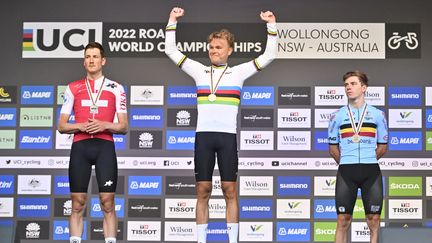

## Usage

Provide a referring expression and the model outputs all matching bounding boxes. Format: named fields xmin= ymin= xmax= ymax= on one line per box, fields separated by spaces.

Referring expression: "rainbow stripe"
xmin=253 ymin=59 xmax=262 ymax=71
xmin=165 ymin=24 xmax=176 ymax=31
xmin=268 ymin=30 xmax=277 ymax=36
xmin=197 ymin=85 xmax=241 ymax=106
xmin=177 ymin=55 xmax=187 ymax=68
xmin=340 ymin=122 xmax=377 ymax=139
xmin=22 ymin=29 xmax=35 ymax=51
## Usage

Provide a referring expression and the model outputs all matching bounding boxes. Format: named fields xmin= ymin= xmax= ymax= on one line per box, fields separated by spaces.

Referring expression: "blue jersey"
xmin=328 ymin=104 xmax=388 ymax=164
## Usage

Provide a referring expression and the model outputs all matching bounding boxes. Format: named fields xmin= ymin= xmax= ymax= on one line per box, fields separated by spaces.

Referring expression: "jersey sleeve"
xmin=375 ymin=109 xmax=388 ymax=144
xmin=232 ymin=22 xmax=277 ymax=80
xmin=328 ymin=110 xmax=340 ymax=145
xmin=165 ymin=22 xmax=206 ymax=81
xmin=60 ymin=85 xmax=74 ymax=115
xmin=115 ymin=83 xmax=127 ymax=114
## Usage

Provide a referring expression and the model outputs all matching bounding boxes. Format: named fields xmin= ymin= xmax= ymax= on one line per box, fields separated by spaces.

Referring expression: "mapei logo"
xmin=53 ymin=220 xmax=87 ymax=240
xmin=166 ymin=130 xmax=195 ymax=150
xmin=389 ymin=131 xmax=422 ymax=151
xmin=241 ymin=86 xmax=274 ymax=106
xmin=0 ymin=108 xmax=17 ymax=127
xmin=90 ymin=198 xmax=124 ymax=218
xmin=277 ymin=222 xmax=310 ymax=242
xmin=314 ymin=199 xmax=336 ymax=219
xmin=388 ymin=87 xmax=422 ymax=106
xmin=128 ymin=176 xmax=162 ymax=195
xmin=426 ymin=109 xmax=432 ymax=129
xmin=21 ymin=86 xmax=54 ymax=105
xmin=23 ymin=22 xmax=102 ymax=58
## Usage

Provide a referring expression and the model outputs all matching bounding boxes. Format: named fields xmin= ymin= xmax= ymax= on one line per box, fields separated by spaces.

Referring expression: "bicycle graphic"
xmin=387 ymin=32 xmax=419 ymax=50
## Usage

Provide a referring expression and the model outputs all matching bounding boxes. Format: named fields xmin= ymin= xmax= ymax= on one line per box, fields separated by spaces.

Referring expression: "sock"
xmin=227 ymin=223 xmax=239 ymax=243
xmin=105 ymin=237 xmax=116 ymax=243
xmin=197 ymin=223 xmax=208 ymax=243
xmin=69 ymin=236 xmax=81 ymax=243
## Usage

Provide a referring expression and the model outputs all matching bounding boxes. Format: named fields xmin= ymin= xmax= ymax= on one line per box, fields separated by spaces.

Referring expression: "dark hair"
xmin=343 ymin=70 xmax=368 ymax=86
xmin=208 ymin=29 xmax=235 ymax=48
xmin=84 ymin=42 xmax=105 ymax=58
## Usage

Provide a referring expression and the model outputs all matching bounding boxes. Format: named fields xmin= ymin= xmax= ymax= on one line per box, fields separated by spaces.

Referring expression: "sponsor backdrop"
xmin=1 ymin=0 xmax=432 ymax=242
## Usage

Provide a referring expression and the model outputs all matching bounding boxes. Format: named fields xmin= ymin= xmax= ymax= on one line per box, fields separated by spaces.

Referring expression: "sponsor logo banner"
xmin=0 ymin=86 xmax=17 ymax=104
xmin=239 ymin=222 xmax=273 ymax=242
xmin=277 ymin=108 xmax=311 ymax=128
xmin=276 ymin=222 xmax=310 ymax=242
xmin=389 ymin=176 xmax=422 ymax=196
xmin=212 ymin=176 xmax=223 ymax=196
xmin=23 ymin=22 xmax=102 ymax=58
xmin=128 ymin=198 xmax=161 ymax=218
xmin=426 ymin=131 xmax=432 ymax=151
xmin=19 ymin=107 xmax=53 ymax=127
xmin=314 ymin=199 xmax=336 ymax=219
xmin=314 ymin=176 xmax=336 ymax=196
xmin=240 ymin=199 xmax=273 ymax=218
xmin=91 ymin=221 xmax=123 ymax=240
xmin=315 ymin=86 xmax=347 ymax=106
xmin=277 ymin=199 xmax=310 ymax=219
xmin=56 ymin=107 xmax=75 ymax=124
xmin=128 ymin=176 xmax=162 ymax=195
xmin=0 ymin=130 xmax=16 ymax=149
xmin=385 ymin=24 xmax=421 ymax=58
xmin=19 ymin=130 xmax=52 ymax=149
xmin=314 ymin=108 xmax=338 ymax=128
xmin=277 ymin=131 xmax=311 ymax=150
xmin=314 ymin=222 xmax=337 ymax=242
xmin=20 ymin=85 xmax=54 ymax=104
xmin=17 ymin=175 xmax=51 ymax=195
xmin=130 ymin=130 xmax=162 ymax=149
xmin=426 ymin=177 xmax=432 ymax=196
xmin=17 ymin=197 xmax=50 ymax=217
xmin=277 ymin=23 xmax=385 ymax=59
xmin=389 ymin=131 xmax=422 ymax=151
xmin=314 ymin=130 xmax=329 ymax=151
xmin=90 ymin=197 xmax=124 ymax=218
xmin=56 ymin=85 xmax=67 ymax=105
xmin=53 ymin=198 xmax=78 ymax=217
xmin=388 ymin=109 xmax=422 ymax=128
xmin=165 ymin=176 xmax=196 ymax=195
xmin=127 ymin=221 xmax=161 ymax=241
xmin=426 ymin=87 xmax=432 ymax=106
xmin=167 ymin=86 xmax=197 ymax=105
xmin=53 ymin=220 xmax=87 ymax=240
xmin=352 ymin=199 xmax=385 ymax=219
xmin=0 ymin=197 xmax=14 ymax=217
xmin=388 ymin=199 xmax=422 ymax=219
xmin=167 ymin=108 xmax=197 ymax=128
xmin=55 ymin=131 xmax=73 ymax=149
xmin=0 ymin=175 xmax=14 ymax=194
xmin=241 ymin=108 xmax=274 ymax=127
xmin=351 ymin=222 xmax=385 ymax=242
xmin=0 ymin=108 xmax=17 ymax=127
xmin=130 ymin=85 xmax=164 ymax=105
xmin=166 ymin=130 xmax=195 ymax=150
xmin=277 ymin=176 xmax=311 ymax=196
xmin=388 ymin=86 xmax=422 ymax=106
xmin=164 ymin=221 xmax=196 ymax=241
xmin=365 ymin=86 xmax=385 ymax=106
xmin=239 ymin=176 xmax=273 ymax=196
xmin=207 ymin=222 xmax=229 ymax=242
xmin=130 ymin=108 xmax=163 ymax=128
xmin=91 ymin=175 xmax=125 ymax=195
xmin=165 ymin=198 xmax=196 ymax=219
xmin=426 ymin=109 xmax=432 ymax=128
xmin=240 ymin=131 xmax=274 ymax=150
xmin=241 ymin=86 xmax=274 ymax=106
xmin=16 ymin=220 xmax=49 ymax=240
xmin=208 ymin=199 xmax=226 ymax=219
xmin=278 ymin=86 xmax=311 ymax=105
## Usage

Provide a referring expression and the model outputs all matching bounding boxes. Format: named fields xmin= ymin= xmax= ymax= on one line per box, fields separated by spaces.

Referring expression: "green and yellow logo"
xmin=314 ymin=222 xmax=336 ymax=242
xmin=389 ymin=176 xmax=422 ymax=196
xmin=426 ymin=131 xmax=432 ymax=151
xmin=20 ymin=107 xmax=53 ymax=127
xmin=0 ymin=130 xmax=16 ymax=149
xmin=57 ymin=85 xmax=67 ymax=105
xmin=353 ymin=199 xmax=385 ymax=219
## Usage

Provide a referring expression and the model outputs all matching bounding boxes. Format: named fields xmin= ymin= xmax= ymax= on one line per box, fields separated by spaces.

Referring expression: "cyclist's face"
xmin=344 ymin=76 xmax=367 ymax=100
xmin=84 ymin=48 xmax=105 ymax=76
xmin=208 ymin=38 xmax=233 ymax=65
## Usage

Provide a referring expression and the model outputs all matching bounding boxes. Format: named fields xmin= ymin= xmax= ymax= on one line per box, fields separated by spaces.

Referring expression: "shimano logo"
xmin=20 ymin=205 xmax=48 ymax=210
xmin=170 ymin=93 xmax=196 ymax=98
xmin=242 ymin=206 xmax=271 ymax=211
xmin=21 ymin=136 xmax=50 ymax=143
xmin=57 ymin=182 xmax=69 ymax=187
xmin=280 ymin=183 xmax=308 ymax=189
xmin=391 ymin=94 xmax=419 ymax=99
xmin=132 ymin=115 xmax=161 ymax=120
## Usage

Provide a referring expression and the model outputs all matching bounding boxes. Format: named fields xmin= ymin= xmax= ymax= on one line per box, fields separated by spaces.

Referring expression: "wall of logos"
xmin=0 ymin=0 xmax=432 ymax=242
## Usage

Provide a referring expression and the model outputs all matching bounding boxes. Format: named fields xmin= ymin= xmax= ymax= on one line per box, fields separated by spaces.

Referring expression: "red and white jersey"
xmin=60 ymin=76 xmax=127 ymax=142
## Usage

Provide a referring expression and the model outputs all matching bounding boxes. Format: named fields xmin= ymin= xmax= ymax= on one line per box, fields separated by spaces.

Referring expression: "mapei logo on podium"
xmin=22 ymin=22 xmax=102 ymax=58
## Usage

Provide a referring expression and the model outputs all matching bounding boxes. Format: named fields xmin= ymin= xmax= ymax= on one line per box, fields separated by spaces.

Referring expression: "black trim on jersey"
xmin=340 ymin=122 xmax=377 ymax=130
xmin=197 ymin=93 xmax=241 ymax=99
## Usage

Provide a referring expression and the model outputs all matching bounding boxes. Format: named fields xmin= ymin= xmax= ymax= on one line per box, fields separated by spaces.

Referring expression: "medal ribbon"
xmin=85 ymin=77 xmax=105 ymax=109
xmin=347 ymin=104 xmax=368 ymax=137
xmin=210 ymin=65 xmax=228 ymax=95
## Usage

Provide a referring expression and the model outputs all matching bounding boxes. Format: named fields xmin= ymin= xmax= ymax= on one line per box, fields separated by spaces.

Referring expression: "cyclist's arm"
xmin=375 ymin=109 xmax=388 ymax=159
xmin=329 ymin=145 xmax=341 ymax=164
xmin=376 ymin=144 xmax=387 ymax=160
xmin=328 ymin=111 xmax=341 ymax=164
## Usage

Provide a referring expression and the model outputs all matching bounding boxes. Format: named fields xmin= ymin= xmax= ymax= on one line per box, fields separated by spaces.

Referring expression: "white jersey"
xmin=165 ymin=22 xmax=277 ymax=133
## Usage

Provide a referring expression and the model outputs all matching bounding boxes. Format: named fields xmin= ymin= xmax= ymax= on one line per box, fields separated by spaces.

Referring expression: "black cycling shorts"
xmin=69 ymin=138 xmax=118 ymax=193
xmin=194 ymin=132 xmax=238 ymax=182
xmin=335 ymin=163 xmax=383 ymax=215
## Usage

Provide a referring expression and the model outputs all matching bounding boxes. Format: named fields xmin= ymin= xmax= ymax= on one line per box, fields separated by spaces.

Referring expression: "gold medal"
xmin=352 ymin=134 xmax=360 ymax=143
xmin=208 ymin=94 xmax=217 ymax=102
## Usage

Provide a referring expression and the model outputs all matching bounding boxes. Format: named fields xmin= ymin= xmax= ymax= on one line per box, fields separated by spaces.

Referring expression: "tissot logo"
xmin=130 ymin=108 xmax=163 ymax=128
xmin=167 ymin=86 xmax=197 ymax=105
xmin=315 ymin=86 xmax=346 ymax=106
xmin=128 ymin=198 xmax=161 ymax=218
xmin=389 ymin=131 xmax=422 ymax=151
xmin=240 ymin=131 xmax=273 ymax=150
xmin=241 ymin=86 xmax=274 ymax=106
xmin=277 ymin=222 xmax=310 ymax=242
xmin=278 ymin=87 xmax=311 ymax=105
xmin=278 ymin=108 xmax=311 ymax=128
xmin=167 ymin=108 xmax=197 ymax=127
xmin=0 ymin=108 xmax=16 ymax=127
xmin=388 ymin=86 xmax=422 ymax=106
xmin=240 ymin=108 xmax=274 ymax=127
xmin=385 ymin=23 xmax=421 ymax=58
xmin=23 ymin=22 xmax=102 ymax=58
xmin=165 ymin=199 xmax=196 ymax=218
xmin=0 ymin=86 xmax=17 ymax=104
xmin=127 ymin=221 xmax=161 ymax=241
xmin=130 ymin=130 xmax=162 ymax=149
xmin=389 ymin=199 xmax=422 ymax=219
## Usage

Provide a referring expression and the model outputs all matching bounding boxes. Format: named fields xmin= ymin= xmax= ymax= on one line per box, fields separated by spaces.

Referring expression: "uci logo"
xmin=22 ymin=22 xmax=102 ymax=58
